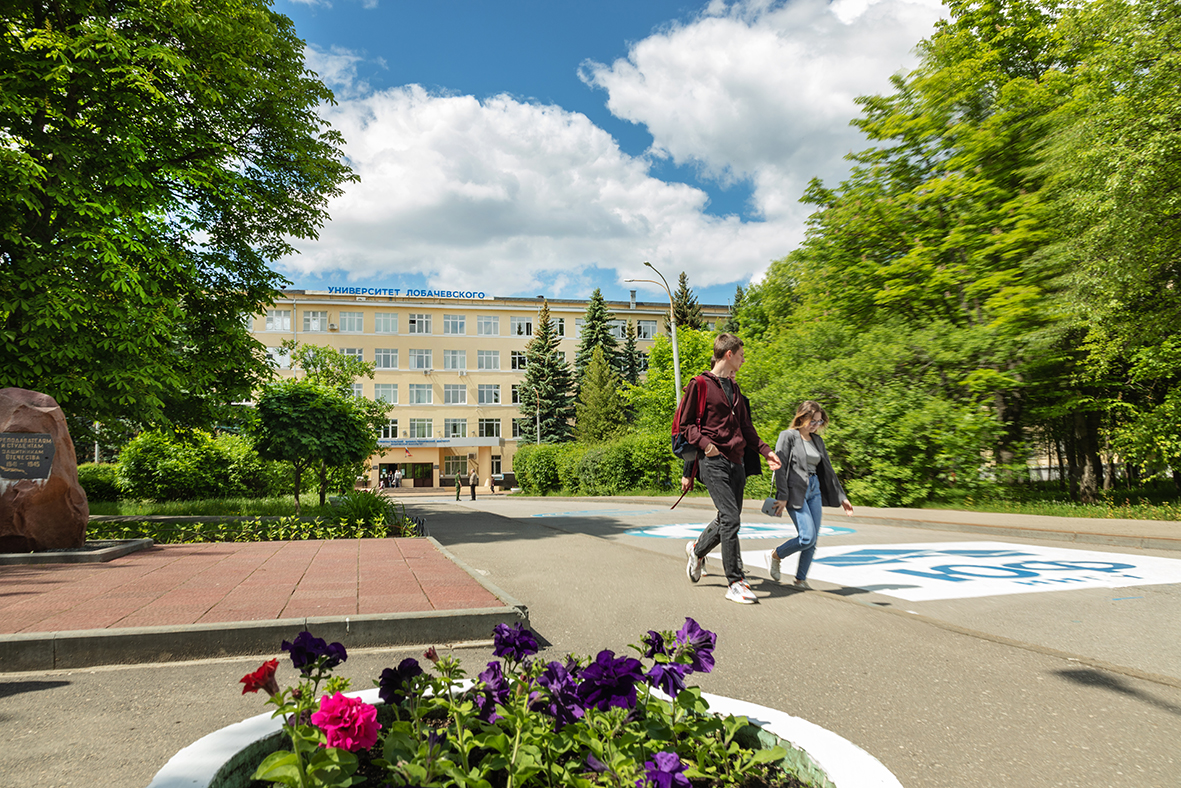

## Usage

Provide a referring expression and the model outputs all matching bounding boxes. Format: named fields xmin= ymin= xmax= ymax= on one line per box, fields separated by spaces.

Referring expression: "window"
xmin=639 ymin=352 xmax=649 ymax=372
xmin=339 ymin=311 xmax=363 ymax=332
xmin=511 ymin=351 xmax=527 ymax=370
xmin=511 ymin=385 xmax=521 ymax=404
xmin=491 ymin=455 xmax=502 ymax=475
xmin=555 ymin=318 xmax=565 ymax=336
xmin=608 ymin=319 xmax=627 ymax=340
xmin=374 ymin=384 xmax=397 ymax=404
xmin=512 ymin=418 xmax=525 ymax=438
xmin=380 ymin=419 xmax=398 ymax=440
xmin=375 ymin=312 xmax=397 ymax=334
xmin=637 ymin=320 xmax=657 ymax=340
xmin=375 ymin=348 xmax=398 ymax=369
xmin=243 ymin=312 xmax=255 ymax=330
xmin=408 ymin=383 xmax=432 ymax=404
xmin=511 ymin=316 xmax=532 ymax=337
xmin=478 ymin=384 xmax=500 ymax=405
xmin=342 ymin=348 xmax=363 ymax=361
xmin=304 ymin=310 xmax=328 ymax=332
xmin=351 ymin=382 xmax=364 ymax=399
xmin=477 ymin=350 xmax=500 ymax=370
xmin=409 ymin=349 xmax=432 ymax=370
xmin=477 ymin=315 xmax=499 ymax=336
xmin=266 ymin=309 xmax=291 ymax=331
xmin=444 ymin=455 xmax=467 ymax=476
xmin=574 ymin=318 xmax=583 ymax=337
xmin=443 ymin=350 xmax=466 ymax=370
xmin=266 ymin=347 xmax=291 ymax=369
xmin=479 ymin=418 xmax=501 ymax=438
xmin=408 ymin=313 xmax=431 ymax=334
xmin=443 ymin=314 xmax=465 ymax=335
xmin=409 ymin=418 xmax=432 ymax=438
xmin=444 ymin=384 xmax=467 ymax=404
xmin=444 ymin=418 xmax=467 ymax=438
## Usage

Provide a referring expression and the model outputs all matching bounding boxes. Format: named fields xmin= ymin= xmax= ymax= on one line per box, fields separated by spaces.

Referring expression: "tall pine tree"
xmin=574 ymin=288 xmax=621 ymax=390
xmin=517 ymin=301 xmax=574 ymax=444
xmin=575 ymin=346 xmax=628 ymax=443
xmin=718 ymin=285 xmax=744 ymax=334
xmin=620 ymin=320 xmax=643 ymax=386
xmin=670 ymin=272 xmax=706 ymax=331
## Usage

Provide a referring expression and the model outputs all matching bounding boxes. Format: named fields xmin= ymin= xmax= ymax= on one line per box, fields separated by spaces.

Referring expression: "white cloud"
xmin=282 ymin=0 xmax=943 ymax=295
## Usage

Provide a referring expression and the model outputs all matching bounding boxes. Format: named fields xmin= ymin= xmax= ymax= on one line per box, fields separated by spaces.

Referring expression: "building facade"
xmin=248 ymin=288 xmax=729 ymax=489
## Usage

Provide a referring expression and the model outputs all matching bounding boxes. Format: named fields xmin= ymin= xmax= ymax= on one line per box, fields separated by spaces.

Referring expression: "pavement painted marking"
xmin=746 ymin=541 xmax=1181 ymax=601
xmin=625 ymin=523 xmax=856 ymax=539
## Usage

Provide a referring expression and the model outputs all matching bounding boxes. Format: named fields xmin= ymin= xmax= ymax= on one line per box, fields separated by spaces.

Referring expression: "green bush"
xmin=514 ymin=443 xmax=564 ymax=494
xmin=77 ymin=463 xmax=120 ymax=501
xmin=557 ymin=443 xmax=588 ymax=493
xmin=116 ymin=429 xmax=298 ymax=501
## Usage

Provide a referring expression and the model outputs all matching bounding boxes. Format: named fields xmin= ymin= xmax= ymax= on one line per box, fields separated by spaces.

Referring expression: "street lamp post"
xmin=625 ymin=261 xmax=682 ymax=409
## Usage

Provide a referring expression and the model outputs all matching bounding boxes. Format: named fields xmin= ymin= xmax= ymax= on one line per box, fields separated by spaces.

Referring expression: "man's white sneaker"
xmin=685 ymin=541 xmax=703 ymax=583
xmin=726 ymin=581 xmax=757 ymax=604
xmin=767 ymin=551 xmax=781 ymax=583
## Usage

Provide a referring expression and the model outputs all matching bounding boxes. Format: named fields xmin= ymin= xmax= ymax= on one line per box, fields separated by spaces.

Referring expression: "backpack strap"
xmin=672 ymin=376 xmax=711 ymax=510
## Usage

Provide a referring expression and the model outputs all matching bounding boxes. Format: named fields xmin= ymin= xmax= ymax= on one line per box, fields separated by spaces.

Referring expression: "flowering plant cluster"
xmin=240 ymin=619 xmax=798 ymax=788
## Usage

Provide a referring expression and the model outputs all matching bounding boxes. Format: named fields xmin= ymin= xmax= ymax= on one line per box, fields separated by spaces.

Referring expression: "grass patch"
xmin=922 ymin=496 xmax=1181 ymax=521
xmin=88 ymin=495 xmax=338 ymax=518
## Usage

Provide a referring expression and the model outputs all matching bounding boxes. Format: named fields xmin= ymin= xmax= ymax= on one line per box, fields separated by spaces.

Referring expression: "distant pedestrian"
xmin=455 ymin=474 xmax=462 ymax=501
xmin=469 ymin=469 xmax=479 ymax=500
xmin=394 ymin=468 xmax=403 ymax=488
xmin=766 ymin=401 xmax=854 ymax=590
xmin=680 ymin=334 xmax=781 ymax=605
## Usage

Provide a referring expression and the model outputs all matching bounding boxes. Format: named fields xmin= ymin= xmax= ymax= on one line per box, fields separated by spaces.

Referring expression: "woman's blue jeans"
xmin=774 ymin=474 xmax=822 ymax=580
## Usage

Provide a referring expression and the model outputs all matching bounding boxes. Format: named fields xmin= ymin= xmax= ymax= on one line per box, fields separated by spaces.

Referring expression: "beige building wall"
xmin=248 ymin=289 xmax=728 ymax=489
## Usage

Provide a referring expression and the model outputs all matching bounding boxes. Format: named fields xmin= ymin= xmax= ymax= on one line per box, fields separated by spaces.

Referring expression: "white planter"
xmin=148 ymin=688 xmax=902 ymax=788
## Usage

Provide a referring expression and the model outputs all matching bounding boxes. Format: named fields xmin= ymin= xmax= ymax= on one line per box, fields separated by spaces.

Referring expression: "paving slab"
xmin=0 ymin=537 xmax=526 ymax=672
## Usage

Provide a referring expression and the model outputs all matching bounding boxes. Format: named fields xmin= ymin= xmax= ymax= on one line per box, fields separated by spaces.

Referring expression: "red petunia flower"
xmin=240 ymin=659 xmax=281 ymax=696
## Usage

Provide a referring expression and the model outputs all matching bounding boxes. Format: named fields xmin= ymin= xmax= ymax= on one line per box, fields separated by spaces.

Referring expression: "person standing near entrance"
xmin=455 ymin=474 xmax=462 ymax=501
xmin=766 ymin=401 xmax=854 ymax=590
xmin=468 ymin=469 xmax=479 ymax=500
xmin=393 ymin=468 xmax=403 ymax=488
xmin=681 ymin=334 xmax=781 ymax=605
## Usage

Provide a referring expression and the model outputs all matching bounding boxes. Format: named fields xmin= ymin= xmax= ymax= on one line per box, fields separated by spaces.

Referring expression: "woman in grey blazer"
xmin=768 ymin=401 xmax=853 ymax=590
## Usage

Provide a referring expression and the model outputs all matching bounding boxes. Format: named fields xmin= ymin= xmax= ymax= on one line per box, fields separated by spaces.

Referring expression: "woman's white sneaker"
xmin=767 ymin=551 xmax=781 ymax=582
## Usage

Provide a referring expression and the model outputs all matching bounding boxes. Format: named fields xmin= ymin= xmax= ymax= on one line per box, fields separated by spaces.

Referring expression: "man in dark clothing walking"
xmin=678 ymin=333 xmax=781 ymax=604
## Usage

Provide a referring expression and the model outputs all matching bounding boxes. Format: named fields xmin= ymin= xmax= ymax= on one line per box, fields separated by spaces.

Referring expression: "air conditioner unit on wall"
xmin=458 ymin=370 xmax=467 ymax=376
xmin=328 ymin=323 xmax=338 ymax=331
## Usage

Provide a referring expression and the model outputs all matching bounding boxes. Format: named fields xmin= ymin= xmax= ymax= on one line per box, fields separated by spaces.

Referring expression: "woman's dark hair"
xmin=790 ymin=400 xmax=828 ymax=431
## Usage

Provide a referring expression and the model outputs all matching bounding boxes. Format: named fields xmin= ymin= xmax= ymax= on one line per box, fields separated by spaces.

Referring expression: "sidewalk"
xmin=0 ymin=537 xmax=526 ymax=673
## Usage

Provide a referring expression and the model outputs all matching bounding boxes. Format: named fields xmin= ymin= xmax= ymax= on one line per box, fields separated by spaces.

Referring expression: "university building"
xmin=247 ymin=288 xmax=729 ymax=489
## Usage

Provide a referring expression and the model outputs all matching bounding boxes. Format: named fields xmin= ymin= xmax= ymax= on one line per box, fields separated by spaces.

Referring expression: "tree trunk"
xmin=1054 ymin=434 xmax=1066 ymax=491
xmin=293 ymin=462 xmax=302 ymax=516
xmin=319 ymin=459 xmax=328 ymax=507
xmin=1065 ymin=418 xmax=1080 ymax=501
xmin=1173 ymin=469 xmax=1181 ymax=493
xmin=1073 ymin=411 xmax=1099 ymax=503
xmin=1103 ymin=451 xmax=1115 ymax=490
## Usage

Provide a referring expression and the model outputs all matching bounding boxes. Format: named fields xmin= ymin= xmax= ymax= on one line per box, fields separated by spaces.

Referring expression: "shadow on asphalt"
xmin=0 ymin=679 xmax=71 ymax=699
xmin=1055 ymin=668 xmax=1181 ymax=716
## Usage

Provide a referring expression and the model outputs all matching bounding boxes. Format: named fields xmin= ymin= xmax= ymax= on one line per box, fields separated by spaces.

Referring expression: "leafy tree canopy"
xmin=0 ymin=0 xmax=355 ymax=439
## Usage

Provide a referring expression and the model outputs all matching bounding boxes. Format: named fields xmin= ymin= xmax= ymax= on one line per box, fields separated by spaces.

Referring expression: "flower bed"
xmin=150 ymin=622 xmax=903 ymax=788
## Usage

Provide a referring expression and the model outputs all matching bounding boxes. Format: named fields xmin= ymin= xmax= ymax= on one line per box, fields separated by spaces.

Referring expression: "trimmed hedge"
xmin=77 ymin=463 xmax=120 ymax=502
xmin=116 ymin=430 xmax=295 ymax=501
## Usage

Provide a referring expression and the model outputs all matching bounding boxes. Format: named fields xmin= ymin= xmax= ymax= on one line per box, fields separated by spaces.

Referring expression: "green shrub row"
xmin=88 ymin=510 xmax=425 ymax=544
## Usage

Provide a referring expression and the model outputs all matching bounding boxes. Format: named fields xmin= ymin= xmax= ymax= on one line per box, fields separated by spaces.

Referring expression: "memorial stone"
xmin=0 ymin=388 xmax=88 ymax=552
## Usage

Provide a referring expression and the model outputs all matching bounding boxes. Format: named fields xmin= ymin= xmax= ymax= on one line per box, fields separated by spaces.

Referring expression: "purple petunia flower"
xmin=637 ymin=751 xmax=691 ymax=788
xmin=641 ymin=630 xmax=667 ymax=659
xmin=675 ymin=618 xmax=716 ymax=674
xmin=645 ymin=661 xmax=690 ymax=698
xmin=492 ymin=622 xmax=540 ymax=662
xmin=532 ymin=660 xmax=586 ymax=729
xmin=282 ymin=631 xmax=348 ymax=675
xmin=577 ymin=650 xmax=645 ymax=712
xmin=377 ymin=657 xmax=424 ymax=705
xmin=474 ymin=660 xmax=510 ymax=723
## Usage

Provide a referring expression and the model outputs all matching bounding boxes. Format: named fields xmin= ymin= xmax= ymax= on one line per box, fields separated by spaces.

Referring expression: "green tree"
xmin=573 ymin=288 xmax=621 ymax=389
xmin=251 ymin=379 xmax=373 ymax=514
xmin=625 ymin=328 xmax=716 ymax=435
xmin=717 ymin=285 xmax=744 ymax=334
xmin=576 ymin=347 xmax=628 ymax=443
xmin=670 ymin=272 xmax=706 ymax=331
xmin=620 ymin=320 xmax=643 ymax=387
xmin=282 ymin=341 xmax=386 ymax=504
xmin=518 ymin=301 xmax=575 ymax=444
xmin=0 ymin=0 xmax=355 ymax=439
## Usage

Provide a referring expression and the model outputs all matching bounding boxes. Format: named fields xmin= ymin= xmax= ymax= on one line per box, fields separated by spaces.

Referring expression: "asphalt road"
xmin=1 ymin=496 xmax=1179 ymax=788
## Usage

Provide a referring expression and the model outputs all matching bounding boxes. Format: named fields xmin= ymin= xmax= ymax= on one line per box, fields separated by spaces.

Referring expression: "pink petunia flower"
xmin=310 ymin=692 xmax=382 ymax=752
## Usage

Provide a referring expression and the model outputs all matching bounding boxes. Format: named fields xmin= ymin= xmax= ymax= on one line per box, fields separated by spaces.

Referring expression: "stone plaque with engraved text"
xmin=0 ymin=433 xmax=55 ymax=479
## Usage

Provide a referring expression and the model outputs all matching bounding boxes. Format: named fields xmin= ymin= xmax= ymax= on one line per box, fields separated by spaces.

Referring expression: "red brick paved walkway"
xmin=0 ymin=539 xmax=501 ymax=635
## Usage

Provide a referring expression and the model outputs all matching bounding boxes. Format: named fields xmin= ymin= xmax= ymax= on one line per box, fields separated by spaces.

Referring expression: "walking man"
xmin=680 ymin=334 xmax=781 ymax=604
xmin=468 ymin=468 xmax=479 ymax=500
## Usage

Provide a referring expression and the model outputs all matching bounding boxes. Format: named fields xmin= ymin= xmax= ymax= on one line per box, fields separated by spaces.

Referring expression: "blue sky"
xmin=274 ymin=0 xmax=943 ymax=307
